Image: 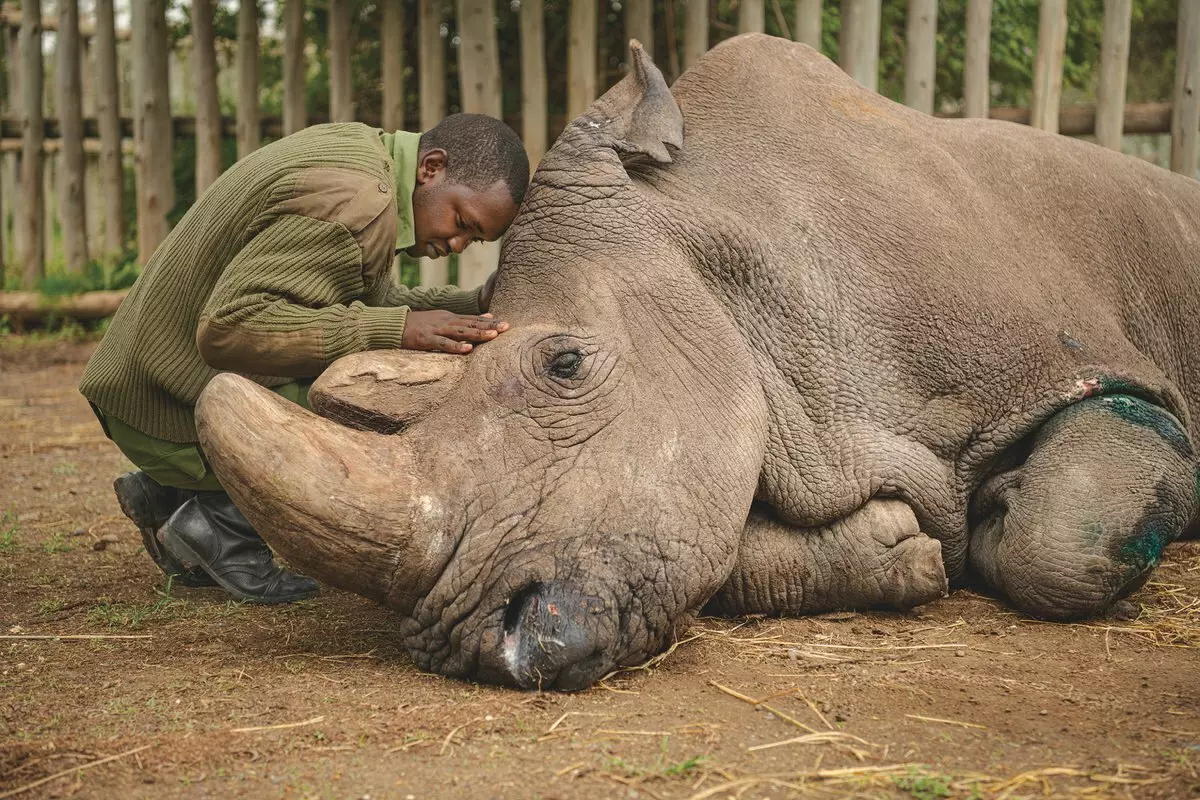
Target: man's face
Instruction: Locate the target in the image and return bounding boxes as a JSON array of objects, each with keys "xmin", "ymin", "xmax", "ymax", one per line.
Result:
[{"xmin": 409, "ymin": 149, "xmax": 520, "ymax": 260}]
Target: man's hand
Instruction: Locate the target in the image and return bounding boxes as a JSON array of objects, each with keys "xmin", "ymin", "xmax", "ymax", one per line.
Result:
[
  {"xmin": 478, "ymin": 271, "xmax": 498, "ymax": 313},
  {"xmin": 402, "ymin": 310, "xmax": 509, "ymax": 354}
]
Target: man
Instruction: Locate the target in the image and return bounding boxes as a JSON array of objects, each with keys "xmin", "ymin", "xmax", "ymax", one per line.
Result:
[{"xmin": 80, "ymin": 114, "xmax": 530, "ymax": 604}]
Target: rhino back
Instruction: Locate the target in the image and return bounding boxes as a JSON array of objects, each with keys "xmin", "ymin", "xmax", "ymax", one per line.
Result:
[{"xmin": 659, "ymin": 33, "xmax": 1200, "ymax": 553}]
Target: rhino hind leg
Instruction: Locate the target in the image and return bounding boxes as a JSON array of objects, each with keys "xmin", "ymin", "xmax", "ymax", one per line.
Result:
[
  {"xmin": 705, "ymin": 499, "xmax": 948, "ymax": 616},
  {"xmin": 968, "ymin": 394, "xmax": 1197, "ymax": 621}
]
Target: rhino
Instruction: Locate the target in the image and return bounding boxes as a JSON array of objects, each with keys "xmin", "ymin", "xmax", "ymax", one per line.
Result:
[{"xmin": 195, "ymin": 34, "xmax": 1200, "ymax": 690}]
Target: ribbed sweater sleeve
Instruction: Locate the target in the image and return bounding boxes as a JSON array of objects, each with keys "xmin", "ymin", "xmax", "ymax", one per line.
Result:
[
  {"xmin": 196, "ymin": 214, "xmax": 408, "ymax": 377},
  {"xmin": 377, "ymin": 280, "xmax": 484, "ymax": 315}
]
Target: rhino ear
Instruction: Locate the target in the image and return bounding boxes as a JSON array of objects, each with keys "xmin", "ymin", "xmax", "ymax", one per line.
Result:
[{"xmin": 583, "ymin": 39, "xmax": 684, "ymax": 164}]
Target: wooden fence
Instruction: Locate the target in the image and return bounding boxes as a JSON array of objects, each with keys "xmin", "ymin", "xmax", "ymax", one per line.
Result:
[{"xmin": 0, "ymin": 0, "xmax": 1198, "ymax": 297}]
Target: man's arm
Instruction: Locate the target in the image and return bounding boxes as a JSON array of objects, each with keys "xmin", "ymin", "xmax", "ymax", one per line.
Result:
[
  {"xmin": 372, "ymin": 277, "xmax": 486, "ymax": 315},
  {"xmin": 196, "ymin": 214, "xmax": 409, "ymax": 377}
]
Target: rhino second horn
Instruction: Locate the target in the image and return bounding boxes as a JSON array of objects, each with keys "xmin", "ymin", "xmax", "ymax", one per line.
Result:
[
  {"xmin": 310, "ymin": 350, "xmax": 469, "ymax": 434},
  {"xmin": 196, "ymin": 372, "xmax": 453, "ymax": 611}
]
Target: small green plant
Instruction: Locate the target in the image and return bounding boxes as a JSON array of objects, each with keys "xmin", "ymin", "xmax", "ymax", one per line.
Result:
[
  {"xmin": 0, "ymin": 509, "xmax": 17, "ymax": 550},
  {"xmin": 661, "ymin": 755, "xmax": 708, "ymax": 778},
  {"xmin": 52, "ymin": 462, "xmax": 78, "ymax": 476},
  {"xmin": 892, "ymin": 767, "xmax": 953, "ymax": 800},
  {"xmin": 42, "ymin": 532, "xmax": 72, "ymax": 554},
  {"xmin": 88, "ymin": 589, "xmax": 188, "ymax": 630},
  {"xmin": 37, "ymin": 597, "xmax": 68, "ymax": 614}
]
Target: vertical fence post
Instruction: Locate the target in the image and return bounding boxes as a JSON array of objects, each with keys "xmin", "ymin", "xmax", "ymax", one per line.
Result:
[
  {"xmin": 94, "ymin": 0, "xmax": 124, "ymax": 257},
  {"xmin": 382, "ymin": 0, "xmax": 405, "ymax": 131},
  {"xmin": 1030, "ymin": 0, "xmax": 1067, "ymax": 133},
  {"xmin": 237, "ymin": 0, "xmax": 260, "ymax": 157},
  {"xmin": 58, "ymin": 0, "xmax": 88, "ymax": 273},
  {"xmin": 132, "ymin": 0, "xmax": 173, "ymax": 262},
  {"xmin": 4, "ymin": 22, "xmax": 20, "ymax": 269},
  {"xmin": 683, "ymin": 0, "xmax": 708, "ymax": 69},
  {"xmin": 283, "ymin": 0, "xmax": 307, "ymax": 134},
  {"xmin": 1095, "ymin": 0, "xmax": 1132, "ymax": 150},
  {"xmin": 20, "ymin": 0, "xmax": 44, "ymax": 287},
  {"xmin": 739, "ymin": 0, "xmax": 764, "ymax": 33},
  {"xmin": 839, "ymin": 0, "xmax": 881, "ymax": 92},
  {"xmin": 962, "ymin": 0, "xmax": 991, "ymax": 118},
  {"xmin": 521, "ymin": 0, "xmax": 547, "ymax": 169},
  {"xmin": 194, "ymin": 0, "xmax": 222, "ymax": 193},
  {"xmin": 1171, "ymin": 0, "xmax": 1200, "ymax": 176},
  {"xmin": 625, "ymin": 0, "xmax": 653, "ymax": 57},
  {"xmin": 456, "ymin": 0, "xmax": 503, "ymax": 289},
  {"xmin": 418, "ymin": 0, "xmax": 447, "ymax": 287},
  {"xmin": 794, "ymin": 0, "xmax": 821, "ymax": 49},
  {"xmin": 567, "ymin": 0, "xmax": 597, "ymax": 118},
  {"xmin": 329, "ymin": 0, "xmax": 354, "ymax": 122},
  {"xmin": 904, "ymin": 0, "xmax": 936, "ymax": 114}
]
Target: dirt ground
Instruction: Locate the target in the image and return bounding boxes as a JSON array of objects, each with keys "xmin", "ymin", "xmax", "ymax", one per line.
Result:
[{"xmin": 1, "ymin": 337, "xmax": 1197, "ymax": 800}]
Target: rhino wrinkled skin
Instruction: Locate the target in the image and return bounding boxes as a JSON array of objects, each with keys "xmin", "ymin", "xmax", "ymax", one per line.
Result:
[{"xmin": 196, "ymin": 35, "xmax": 1200, "ymax": 690}]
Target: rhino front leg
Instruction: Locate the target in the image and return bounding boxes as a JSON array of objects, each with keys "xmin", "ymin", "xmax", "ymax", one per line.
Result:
[
  {"xmin": 969, "ymin": 395, "xmax": 1197, "ymax": 621},
  {"xmin": 706, "ymin": 499, "xmax": 948, "ymax": 615}
]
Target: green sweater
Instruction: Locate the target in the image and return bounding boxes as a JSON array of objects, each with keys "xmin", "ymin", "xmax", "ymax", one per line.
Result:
[{"xmin": 80, "ymin": 123, "xmax": 481, "ymax": 444}]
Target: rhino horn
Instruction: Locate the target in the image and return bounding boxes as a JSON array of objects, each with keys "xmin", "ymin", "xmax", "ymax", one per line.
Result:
[
  {"xmin": 309, "ymin": 350, "xmax": 468, "ymax": 434},
  {"xmin": 577, "ymin": 39, "xmax": 684, "ymax": 164},
  {"xmin": 195, "ymin": 373, "xmax": 456, "ymax": 611}
]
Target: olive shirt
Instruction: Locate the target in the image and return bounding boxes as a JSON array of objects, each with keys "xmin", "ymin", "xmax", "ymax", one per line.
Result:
[{"xmin": 80, "ymin": 123, "xmax": 482, "ymax": 449}]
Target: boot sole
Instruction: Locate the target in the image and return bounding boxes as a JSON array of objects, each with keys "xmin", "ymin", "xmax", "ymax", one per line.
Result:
[{"xmin": 159, "ymin": 527, "xmax": 319, "ymax": 605}]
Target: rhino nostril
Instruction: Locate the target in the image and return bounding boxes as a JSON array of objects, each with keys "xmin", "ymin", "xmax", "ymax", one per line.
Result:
[
  {"xmin": 492, "ymin": 581, "xmax": 616, "ymax": 690},
  {"xmin": 502, "ymin": 582, "xmax": 544, "ymax": 636}
]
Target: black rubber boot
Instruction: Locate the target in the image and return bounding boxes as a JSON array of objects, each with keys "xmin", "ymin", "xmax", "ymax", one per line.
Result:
[
  {"xmin": 113, "ymin": 471, "xmax": 215, "ymax": 587},
  {"xmin": 158, "ymin": 493, "xmax": 320, "ymax": 604}
]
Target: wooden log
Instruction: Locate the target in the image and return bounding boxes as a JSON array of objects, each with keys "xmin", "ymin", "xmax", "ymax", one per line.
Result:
[
  {"xmin": 1171, "ymin": 0, "xmax": 1200, "ymax": 176},
  {"xmin": 663, "ymin": 0, "xmax": 680, "ymax": 81},
  {"xmin": 329, "ymin": 0, "xmax": 353, "ymax": 122},
  {"xmin": 839, "ymin": 0, "xmax": 881, "ymax": 92},
  {"xmin": 0, "ymin": 288, "xmax": 126, "ymax": 322},
  {"xmin": 236, "ymin": 0, "xmax": 259, "ymax": 157},
  {"xmin": 84, "ymin": 151, "xmax": 100, "ymax": 255},
  {"xmin": 93, "ymin": 0, "xmax": 122, "ymax": 256},
  {"xmin": 193, "ymin": 0, "xmax": 222, "ymax": 193},
  {"xmin": 1030, "ymin": 0, "xmax": 1067, "ymax": 133},
  {"xmin": 794, "ymin": 0, "xmax": 820, "ymax": 49},
  {"xmin": 132, "ymin": 0, "xmax": 172, "ymax": 262},
  {"xmin": 963, "ymin": 0, "xmax": 990, "ymax": 118},
  {"xmin": 567, "ymin": 0, "xmax": 597, "ymax": 118},
  {"xmin": 20, "ymin": 0, "xmax": 43, "ymax": 287},
  {"xmin": 282, "ymin": 0, "xmax": 306, "ymax": 134},
  {"xmin": 57, "ymin": 0, "xmax": 87, "ymax": 272},
  {"xmin": 0, "ymin": 6, "xmax": 131, "ymax": 40},
  {"xmin": 739, "ymin": 0, "xmax": 764, "ymax": 33},
  {"xmin": 1095, "ymin": 0, "xmax": 1132, "ymax": 150},
  {"xmin": 0, "ymin": 24, "xmax": 7, "ymax": 279},
  {"xmin": 904, "ymin": 0, "xmax": 936, "ymax": 114},
  {"xmin": 382, "ymin": 0, "xmax": 404, "ymax": 131},
  {"xmin": 455, "ymin": 0, "xmax": 502, "ymax": 289},
  {"xmin": 419, "ymin": 0, "xmax": 448, "ymax": 287},
  {"xmin": 683, "ymin": 0, "xmax": 708, "ymax": 69},
  {"xmin": 521, "ymin": 0, "xmax": 547, "ymax": 168},
  {"xmin": 625, "ymin": 0, "xmax": 653, "ymax": 58}
]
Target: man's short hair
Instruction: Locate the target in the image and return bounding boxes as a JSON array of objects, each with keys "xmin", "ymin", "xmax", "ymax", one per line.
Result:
[{"xmin": 419, "ymin": 114, "xmax": 530, "ymax": 207}]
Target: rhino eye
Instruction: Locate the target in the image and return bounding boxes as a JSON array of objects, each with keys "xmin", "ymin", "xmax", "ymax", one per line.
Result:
[{"xmin": 547, "ymin": 351, "xmax": 583, "ymax": 379}]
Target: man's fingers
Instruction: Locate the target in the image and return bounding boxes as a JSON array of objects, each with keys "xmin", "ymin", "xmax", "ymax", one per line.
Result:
[
  {"xmin": 429, "ymin": 335, "xmax": 472, "ymax": 354},
  {"xmin": 442, "ymin": 325, "xmax": 501, "ymax": 342}
]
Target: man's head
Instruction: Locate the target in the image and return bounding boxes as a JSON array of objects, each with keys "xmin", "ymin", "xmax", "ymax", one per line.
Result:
[{"xmin": 409, "ymin": 114, "xmax": 530, "ymax": 260}]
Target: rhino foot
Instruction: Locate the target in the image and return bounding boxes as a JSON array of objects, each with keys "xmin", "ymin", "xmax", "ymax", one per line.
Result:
[{"xmin": 707, "ymin": 499, "xmax": 948, "ymax": 616}]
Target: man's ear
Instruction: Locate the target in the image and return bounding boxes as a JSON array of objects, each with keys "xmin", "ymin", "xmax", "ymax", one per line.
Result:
[
  {"xmin": 575, "ymin": 40, "xmax": 684, "ymax": 165},
  {"xmin": 416, "ymin": 148, "xmax": 447, "ymax": 185}
]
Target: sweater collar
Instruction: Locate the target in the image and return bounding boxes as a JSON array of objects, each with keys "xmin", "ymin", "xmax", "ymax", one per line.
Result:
[{"xmin": 379, "ymin": 130, "xmax": 421, "ymax": 252}]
